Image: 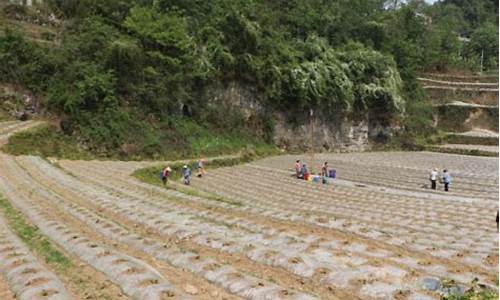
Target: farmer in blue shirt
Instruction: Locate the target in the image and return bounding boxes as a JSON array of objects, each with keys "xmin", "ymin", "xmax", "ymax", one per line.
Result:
[
  {"xmin": 442, "ymin": 169, "xmax": 452, "ymax": 192},
  {"xmin": 182, "ymin": 165, "xmax": 191, "ymax": 185}
]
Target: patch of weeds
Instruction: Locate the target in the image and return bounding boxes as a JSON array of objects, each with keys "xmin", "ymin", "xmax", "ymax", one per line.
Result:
[{"xmin": 441, "ymin": 278, "xmax": 498, "ymax": 300}]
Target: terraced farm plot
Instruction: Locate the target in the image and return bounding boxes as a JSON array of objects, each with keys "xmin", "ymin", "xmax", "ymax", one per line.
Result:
[{"xmin": 0, "ymin": 121, "xmax": 498, "ymax": 300}]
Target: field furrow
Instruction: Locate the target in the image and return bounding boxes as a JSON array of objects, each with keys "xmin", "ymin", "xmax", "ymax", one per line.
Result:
[
  {"xmin": 17, "ymin": 156, "xmax": 317, "ymax": 300},
  {"xmin": 41, "ymin": 158, "xmax": 441, "ymax": 299},
  {"xmin": 0, "ymin": 214, "xmax": 71, "ymax": 300},
  {"xmin": 59, "ymin": 158, "xmax": 499, "ymax": 279},
  {"xmin": 192, "ymin": 166, "xmax": 497, "ymax": 269},
  {"xmin": 253, "ymin": 155, "xmax": 498, "ymax": 199},
  {"xmin": 54, "ymin": 160, "xmax": 497, "ymax": 299},
  {"xmin": 0, "ymin": 154, "xmax": 189, "ymax": 300}
]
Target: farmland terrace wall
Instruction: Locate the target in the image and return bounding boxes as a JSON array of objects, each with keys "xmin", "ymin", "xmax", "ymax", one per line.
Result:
[
  {"xmin": 419, "ymin": 74, "xmax": 499, "ymax": 134},
  {"xmin": 424, "ymin": 87, "xmax": 499, "ymax": 106}
]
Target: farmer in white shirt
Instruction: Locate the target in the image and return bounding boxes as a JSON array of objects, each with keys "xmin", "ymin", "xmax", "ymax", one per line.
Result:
[{"xmin": 429, "ymin": 168, "xmax": 438, "ymax": 190}]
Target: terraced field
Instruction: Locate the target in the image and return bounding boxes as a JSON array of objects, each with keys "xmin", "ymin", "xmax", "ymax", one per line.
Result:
[
  {"xmin": 0, "ymin": 120, "xmax": 498, "ymax": 299},
  {"xmin": 419, "ymin": 73, "xmax": 499, "ymax": 156}
]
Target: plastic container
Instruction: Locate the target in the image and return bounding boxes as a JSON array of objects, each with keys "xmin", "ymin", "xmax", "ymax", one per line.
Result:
[{"xmin": 329, "ymin": 169, "xmax": 336, "ymax": 178}]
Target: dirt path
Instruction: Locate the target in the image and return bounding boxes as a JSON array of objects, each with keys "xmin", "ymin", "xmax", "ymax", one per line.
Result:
[{"xmin": 0, "ymin": 120, "xmax": 43, "ymax": 146}]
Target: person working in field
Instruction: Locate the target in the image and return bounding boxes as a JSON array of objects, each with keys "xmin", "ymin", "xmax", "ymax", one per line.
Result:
[
  {"xmin": 442, "ymin": 169, "xmax": 452, "ymax": 191},
  {"xmin": 300, "ymin": 163, "xmax": 309, "ymax": 180},
  {"xmin": 197, "ymin": 159, "xmax": 206, "ymax": 177},
  {"xmin": 182, "ymin": 165, "xmax": 191, "ymax": 185},
  {"xmin": 429, "ymin": 168, "xmax": 438, "ymax": 190},
  {"xmin": 321, "ymin": 162, "xmax": 329, "ymax": 184},
  {"xmin": 295, "ymin": 160, "xmax": 302, "ymax": 178},
  {"xmin": 161, "ymin": 166, "xmax": 171, "ymax": 185},
  {"xmin": 321, "ymin": 162, "xmax": 328, "ymax": 177}
]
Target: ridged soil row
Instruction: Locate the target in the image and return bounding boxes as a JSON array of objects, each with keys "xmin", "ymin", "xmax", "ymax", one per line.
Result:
[
  {"xmin": 237, "ymin": 154, "xmax": 499, "ymax": 204},
  {"xmin": 193, "ymin": 166, "xmax": 498, "ymax": 275},
  {"xmin": 28, "ymin": 157, "xmax": 360, "ymax": 300},
  {"xmin": 54, "ymin": 160, "xmax": 451, "ymax": 300},
  {"xmin": 253, "ymin": 158, "xmax": 498, "ymax": 199},
  {"xmin": 268, "ymin": 152, "xmax": 498, "ymax": 179},
  {"xmin": 1, "ymin": 191, "xmax": 130, "ymax": 300},
  {"xmin": 190, "ymin": 167, "xmax": 497, "ymax": 272},
  {"xmin": 0, "ymin": 155, "xmax": 190, "ymax": 300},
  {"xmin": 246, "ymin": 164, "xmax": 497, "ymax": 221},
  {"xmin": 173, "ymin": 165, "xmax": 497, "ymax": 277},
  {"xmin": 305, "ymin": 161, "xmax": 498, "ymax": 196},
  {"xmin": 61, "ymin": 159, "xmax": 498, "ymax": 286},
  {"xmin": 226, "ymin": 163, "xmax": 497, "ymax": 230},
  {"xmin": 16, "ymin": 157, "xmax": 318, "ymax": 300},
  {"xmin": 0, "ymin": 215, "xmax": 71, "ymax": 300},
  {"xmin": 11, "ymin": 159, "xmax": 244, "ymax": 300}
]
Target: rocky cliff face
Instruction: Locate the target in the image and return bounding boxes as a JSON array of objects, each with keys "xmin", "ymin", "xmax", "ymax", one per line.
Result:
[
  {"xmin": 201, "ymin": 81, "xmax": 397, "ymax": 152},
  {"xmin": 272, "ymin": 113, "xmax": 370, "ymax": 152}
]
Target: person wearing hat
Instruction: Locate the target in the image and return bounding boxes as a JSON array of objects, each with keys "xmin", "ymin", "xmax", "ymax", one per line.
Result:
[
  {"xmin": 182, "ymin": 165, "xmax": 191, "ymax": 185},
  {"xmin": 442, "ymin": 169, "xmax": 452, "ymax": 192},
  {"xmin": 429, "ymin": 168, "xmax": 438, "ymax": 190},
  {"xmin": 161, "ymin": 166, "xmax": 171, "ymax": 185}
]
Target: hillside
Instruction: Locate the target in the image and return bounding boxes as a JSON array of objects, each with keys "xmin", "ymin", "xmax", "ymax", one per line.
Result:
[
  {"xmin": 0, "ymin": 0, "xmax": 498, "ymax": 159},
  {"xmin": 417, "ymin": 72, "xmax": 499, "ymax": 156}
]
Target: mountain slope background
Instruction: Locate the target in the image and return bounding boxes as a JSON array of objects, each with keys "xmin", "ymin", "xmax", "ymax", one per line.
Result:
[{"xmin": 0, "ymin": 0, "xmax": 498, "ymax": 159}]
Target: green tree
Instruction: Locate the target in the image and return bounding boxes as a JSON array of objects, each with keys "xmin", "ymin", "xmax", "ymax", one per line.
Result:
[{"xmin": 468, "ymin": 22, "xmax": 499, "ymax": 70}]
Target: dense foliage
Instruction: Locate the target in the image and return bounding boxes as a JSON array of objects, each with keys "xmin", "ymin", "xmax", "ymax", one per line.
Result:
[{"xmin": 0, "ymin": 0, "xmax": 497, "ymax": 156}]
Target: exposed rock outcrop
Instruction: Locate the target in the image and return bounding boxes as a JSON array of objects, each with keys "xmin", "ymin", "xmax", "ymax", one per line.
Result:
[{"xmin": 200, "ymin": 81, "xmax": 398, "ymax": 152}]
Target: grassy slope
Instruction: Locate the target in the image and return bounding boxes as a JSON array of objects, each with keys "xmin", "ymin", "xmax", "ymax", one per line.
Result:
[{"xmin": 2, "ymin": 118, "xmax": 278, "ymax": 160}]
